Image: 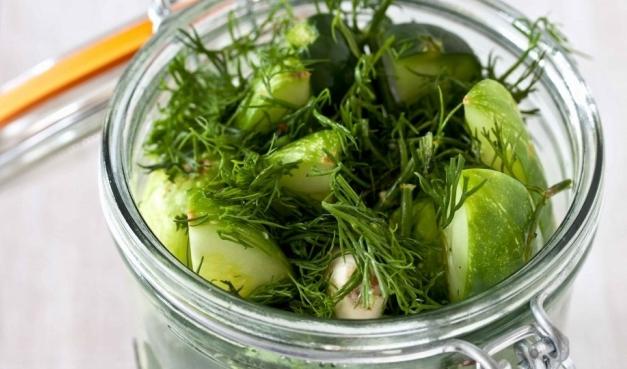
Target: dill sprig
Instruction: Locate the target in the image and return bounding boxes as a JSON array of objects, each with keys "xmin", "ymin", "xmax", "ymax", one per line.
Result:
[
  {"xmin": 323, "ymin": 175, "xmax": 438, "ymax": 313},
  {"xmin": 417, "ymin": 155, "xmax": 485, "ymax": 228},
  {"xmin": 525, "ymin": 179, "xmax": 572, "ymax": 249},
  {"xmin": 480, "ymin": 121, "xmax": 520, "ymax": 175},
  {"xmin": 142, "ymin": 3, "xmax": 303, "ymax": 178},
  {"xmin": 486, "ymin": 17, "xmax": 573, "ymax": 102}
]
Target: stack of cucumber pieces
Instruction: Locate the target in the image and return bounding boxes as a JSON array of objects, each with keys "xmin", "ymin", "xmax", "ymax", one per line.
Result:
[{"xmin": 137, "ymin": 2, "xmax": 566, "ymax": 319}]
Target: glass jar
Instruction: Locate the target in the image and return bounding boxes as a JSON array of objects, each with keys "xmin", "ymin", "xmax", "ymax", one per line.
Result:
[{"xmin": 100, "ymin": 0, "xmax": 604, "ymax": 368}]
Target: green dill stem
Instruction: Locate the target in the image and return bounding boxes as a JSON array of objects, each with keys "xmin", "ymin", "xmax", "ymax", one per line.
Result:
[
  {"xmin": 400, "ymin": 184, "xmax": 415, "ymax": 238},
  {"xmin": 510, "ymin": 52, "xmax": 544, "ymax": 87},
  {"xmin": 489, "ymin": 16, "xmax": 573, "ymax": 104},
  {"xmin": 498, "ymin": 19, "xmax": 544, "ymax": 82},
  {"xmin": 376, "ymin": 157, "xmax": 415, "ymax": 210},
  {"xmin": 195, "ymin": 256, "xmax": 205, "ymax": 274},
  {"xmin": 339, "ymin": 163, "xmax": 370, "ymax": 187},
  {"xmin": 545, "ymin": 179, "xmax": 573, "ymax": 197},
  {"xmin": 436, "ymin": 102, "xmax": 463, "ymax": 137},
  {"xmin": 333, "ymin": 13, "xmax": 362, "ymax": 58},
  {"xmin": 365, "ymin": 0, "xmax": 394, "ymax": 39},
  {"xmin": 436, "ymin": 86, "xmax": 446, "ymax": 133},
  {"xmin": 359, "ymin": 120, "xmax": 393, "ymax": 168},
  {"xmin": 498, "ymin": 43, "xmax": 537, "ymax": 83},
  {"xmin": 525, "ymin": 179, "xmax": 572, "ymax": 248},
  {"xmin": 350, "ymin": 0, "xmax": 359, "ymax": 29},
  {"xmin": 398, "ymin": 123, "xmax": 409, "ymax": 169}
]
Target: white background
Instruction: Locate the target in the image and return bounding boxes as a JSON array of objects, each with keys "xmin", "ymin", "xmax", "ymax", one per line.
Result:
[{"xmin": 0, "ymin": 0, "xmax": 625, "ymax": 368}]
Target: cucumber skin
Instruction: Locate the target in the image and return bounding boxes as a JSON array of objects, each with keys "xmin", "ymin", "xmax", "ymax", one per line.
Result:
[
  {"xmin": 463, "ymin": 79, "xmax": 546, "ymax": 187},
  {"xmin": 235, "ymin": 61, "xmax": 311, "ymax": 134},
  {"xmin": 380, "ymin": 23, "xmax": 482, "ymax": 106},
  {"xmin": 412, "ymin": 199, "xmax": 448, "ymax": 301},
  {"xmin": 389, "ymin": 198, "xmax": 448, "ymax": 301},
  {"xmin": 304, "ymin": 14, "xmax": 357, "ymax": 100},
  {"xmin": 464, "ymin": 79, "xmax": 554, "ymax": 236},
  {"xmin": 268, "ymin": 130, "xmax": 342, "ymax": 201},
  {"xmin": 391, "ymin": 53, "xmax": 480, "ymax": 105},
  {"xmin": 188, "ymin": 222, "xmax": 292, "ymax": 297},
  {"xmin": 187, "ymin": 191, "xmax": 292, "ymax": 297},
  {"xmin": 138, "ymin": 170, "xmax": 199, "ymax": 265},
  {"xmin": 386, "ymin": 23, "xmax": 477, "ymax": 57},
  {"xmin": 445, "ymin": 169, "xmax": 533, "ymax": 302}
]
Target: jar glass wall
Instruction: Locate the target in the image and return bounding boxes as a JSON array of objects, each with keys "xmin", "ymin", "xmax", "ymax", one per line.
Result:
[{"xmin": 100, "ymin": 0, "xmax": 603, "ymax": 368}]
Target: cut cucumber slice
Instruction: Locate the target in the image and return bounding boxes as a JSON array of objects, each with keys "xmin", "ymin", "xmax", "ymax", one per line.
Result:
[
  {"xmin": 444, "ymin": 168, "xmax": 533, "ymax": 302},
  {"xmin": 187, "ymin": 192, "xmax": 291, "ymax": 297},
  {"xmin": 464, "ymin": 79, "xmax": 552, "ymax": 237},
  {"xmin": 138, "ymin": 170, "xmax": 199, "ymax": 265},
  {"xmin": 235, "ymin": 59, "xmax": 311, "ymax": 134},
  {"xmin": 268, "ymin": 130, "xmax": 342, "ymax": 201},
  {"xmin": 380, "ymin": 23, "xmax": 481, "ymax": 105}
]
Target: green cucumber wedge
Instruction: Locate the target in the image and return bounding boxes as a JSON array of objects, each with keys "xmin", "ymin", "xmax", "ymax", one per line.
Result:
[
  {"xmin": 390, "ymin": 197, "xmax": 447, "ymax": 300},
  {"xmin": 463, "ymin": 79, "xmax": 553, "ymax": 238},
  {"xmin": 187, "ymin": 192, "xmax": 292, "ymax": 297},
  {"xmin": 412, "ymin": 197, "xmax": 440, "ymax": 244},
  {"xmin": 381, "ymin": 23, "xmax": 481, "ymax": 105},
  {"xmin": 235, "ymin": 59, "xmax": 311, "ymax": 134},
  {"xmin": 444, "ymin": 168, "xmax": 533, "ymax": 302},
  {"xmin": 411, "ymin": 198, "xmax": 448, "ymax": 300},
  {"xmin": 138, "ymin": 170, "xmax": 198, "ymax": 265},
  {"xmin": 268, "ymin": 130, "xmax": 342, "ymax": 201}
]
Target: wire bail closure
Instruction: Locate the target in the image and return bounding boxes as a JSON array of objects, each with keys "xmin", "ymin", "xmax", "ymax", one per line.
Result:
[{"xmin": 466, "ymin": 292, "xmax": 574, "ymax": 369}]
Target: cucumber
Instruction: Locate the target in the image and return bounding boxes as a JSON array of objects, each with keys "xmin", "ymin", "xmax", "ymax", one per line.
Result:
[
  {"xmin": 187, "ymin": 191, "xmax": 292, "ymax": 297},
  {"xmin": 138, "ymin": 170, "xmax": 199, "ymax": 265},
  {"xmin": 390, "ymin": 197, "xmax": 447, "ymax": 300},
  {"xmin": 444, "ymin": 168, "xmax": 533, "ymax": 302},
  {"xmin": 412, "ymin": 197, "xmax": 440, "ymax": 244},
  {"xmin": 463, "ymin": 79, "xmax": 553, "ymax": 237},
  {"xmin": 380, "ymin": 23, "xmax": 481, "ymax": 105},
  {"xmin": 287, "ymin": 14, "xmax": 358, "ymax": 100},
  {"xmin": 411, "ymin": 198, "xmax": 448, "ymax": 300},
  {"xmin": 235, "ymin": 59, "xmax": 311, "ymax": 134},
  {"xmin": 267, "ymin": 130, "xmax": 342, "ymax": 201}
]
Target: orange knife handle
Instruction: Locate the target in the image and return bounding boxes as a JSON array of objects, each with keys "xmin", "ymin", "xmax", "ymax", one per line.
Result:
[{"xmin": 0, "ymin": 19, "xmax": 153, "ymax": 126}]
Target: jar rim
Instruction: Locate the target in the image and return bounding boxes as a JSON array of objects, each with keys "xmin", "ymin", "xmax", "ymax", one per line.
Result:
[{"xmin": 101, "ymin": 0, "xmax": 604, "ymax": 354}]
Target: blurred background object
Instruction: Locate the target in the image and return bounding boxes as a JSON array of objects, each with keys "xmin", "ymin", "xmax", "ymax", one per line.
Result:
[
  {"xmin": 0, "ymin": 0, "xmax": 625, "ymax": 368},
  {"xmin": 0, "ymin": 1, "xmax": 148, "ymax": 368},
  {"xmin": 0, "ymin": 0, "xmax": 147, "ymax": 84}
]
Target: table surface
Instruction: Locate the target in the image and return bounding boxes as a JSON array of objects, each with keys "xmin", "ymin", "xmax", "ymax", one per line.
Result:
[{"xmin": 1, "ymin": 0, "xmax": 625, "ymax": 368}]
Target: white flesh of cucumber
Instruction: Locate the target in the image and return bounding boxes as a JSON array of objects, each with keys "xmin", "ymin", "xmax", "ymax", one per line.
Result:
[{"xmin": 188, "ymin": 222, "xmax": 291, "ymax": 297}]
